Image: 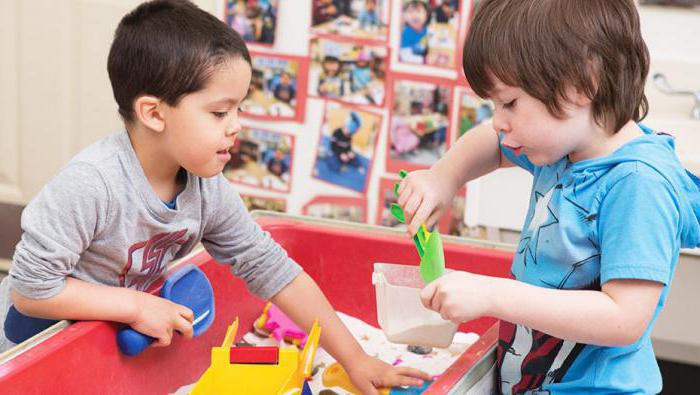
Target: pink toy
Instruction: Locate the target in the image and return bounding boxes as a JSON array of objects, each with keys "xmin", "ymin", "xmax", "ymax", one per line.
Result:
[
  {"xmin": 255, "ymin": 302, "xmax": 308, "ymax": 347},
  {"xmin": 391, "ymin": 118, "xmax": 420, "ymax": 155}
]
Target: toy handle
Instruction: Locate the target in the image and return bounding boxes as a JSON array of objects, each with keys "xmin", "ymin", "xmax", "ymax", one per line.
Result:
[
  {"xmin": 117, "ymin": 326, "xmax": 155, "ymax": 356},
  {"xmin": 392, "ymin": 169, "xmax": 429, "ymax": 256}
]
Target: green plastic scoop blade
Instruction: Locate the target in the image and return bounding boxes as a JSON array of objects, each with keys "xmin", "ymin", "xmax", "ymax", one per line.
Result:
[
  {"xmin": 390, "ymin": 169, "xmax": 446, "ymax": 283},
  {"xmin": 390, "ymin": 203, "xmax": 406, "ymax": 223},
  {"xmin": 420, "ymin": 231, "xmax": 445, "ymax": 283},
  {"xmin": 391, "ymin": 203, "xmax": 425, "ymax": 257}
]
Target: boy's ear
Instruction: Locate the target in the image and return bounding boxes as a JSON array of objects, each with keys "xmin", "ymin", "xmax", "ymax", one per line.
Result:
[
  {"xmin": 564, "ymin": 84, "xmax": 593, "ymax": 108},
  {"xmin": 133, "ymin": 95, "xmax": 165, "ymax": 133},
  {"xmin": 572, "ymin": 90, "xmax": 593, "ymax": 107}
]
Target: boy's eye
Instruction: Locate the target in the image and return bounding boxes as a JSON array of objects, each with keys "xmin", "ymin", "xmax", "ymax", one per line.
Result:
[
  {"xmin": 212, "ymin": 111, "xmax": 228, "ymax": 118},
  {"xmin": 503, "ymin": 99, "xmax": 517, "ymax": 109}
]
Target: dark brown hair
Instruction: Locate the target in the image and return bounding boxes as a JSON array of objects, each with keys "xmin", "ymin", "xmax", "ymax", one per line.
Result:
[
  {"xmin": 108, "ymin": 0, "xmax": 251, "ymax": 123},
  {"xmin": 463, "ymin": 0, "xmax": 649, "ymax": 133}
]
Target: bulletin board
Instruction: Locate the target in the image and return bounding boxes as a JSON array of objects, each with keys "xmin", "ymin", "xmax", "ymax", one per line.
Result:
[{"xmin": 218, "ymin": 0, "xmax": 492, "ymax": 235}]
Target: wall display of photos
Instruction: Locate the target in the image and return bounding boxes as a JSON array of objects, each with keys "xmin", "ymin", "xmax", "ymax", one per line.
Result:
[
  {"xmin": 386, "ymin": 73, "xmax": 453, "ymax": 173},
  {"xmin": 309, "ymin": 37, "xmax": 388, "ymax": 107},
  {"xmin": 311, "ymin": 0, "xmax": 391, "ymax": 42},
  {"xmin": 452, "ymin": 86, "xmax": 494, "ymax": 142},
  {"xmin": 217, "ymin": 0, "xmax": 488, "ymax": 235},
  {"xmin": 376, "ymin": 176, "xmax": 404, "ymax": 228},
  {"xmin": 225, "ymin": 0, "xmax": 279, "ymax": 46},
  {"xmin": 241, "ymin": 194, "xmax": 288, "ymax": 213},
  {"xmin": 242, "ymin": 52, "xmax": 309, "ymax": 122},
  {"xmin": 303, "ymin": 195, "xmax": 367, "ymax": 223},
  {"xmin": 396, "ymin": 0, "xmax": 463, "ymax": 69},
  {"xmin": 223, "ymin": 126, "xmax": 295, "ymax": 193},
  {"xmin": 312, "ymin": 102, "xmax": 382, "ymax": 193}
]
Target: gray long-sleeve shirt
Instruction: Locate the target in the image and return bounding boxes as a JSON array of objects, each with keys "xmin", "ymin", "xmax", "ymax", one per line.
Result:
[{"xmin": 0, "ymin": 130, "xmax": 301, "ymax": 350}]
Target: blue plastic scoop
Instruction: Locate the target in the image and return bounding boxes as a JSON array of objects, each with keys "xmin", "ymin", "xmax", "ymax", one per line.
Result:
[{"xmin": 117, "ymin": 264, "xmax": 215, "ymax": 356}]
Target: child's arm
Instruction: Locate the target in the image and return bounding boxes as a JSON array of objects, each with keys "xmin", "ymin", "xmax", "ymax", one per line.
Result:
[
  {"xmin": 272, "ymin": 271, "xmax": 432, "ymax": 394},
  {"xmin": 202, "ymin": 178, "xmax": 429, "ymax": 393},
  {"xmin": 8, "ymin": 161, "xmax": 194, "ymax": 347},
  {"xmin": 398, "ymin": 122, "xmax": 506, "ymax": 234},
  {"xmin": 11, "ymin": 277, "xmax": 194, "ymax": 346},
  {"xmin": 423, "ymin": 170, "xmax": 677, "ymax": 346},
  {"xmin": 421, "ymin": 272, "xmax": 663, "ymax": 346}
]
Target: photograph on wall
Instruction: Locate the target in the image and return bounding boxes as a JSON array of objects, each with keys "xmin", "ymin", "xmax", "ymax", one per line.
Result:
[
  {"xmin": 311, "ymin": 0, "xmax": 391, "ymax": 42},
  {"xmin": 309, "ymin": 37, "xmax": 388, "ymax": 107},
  {"xmin": 386, "ymin": 75, "xmax": 452, "ymax": 173},
  {"xmin": 225, "ymin": 0, "xmax": 279, "ymax": 46},
  {"xmin": 452, "ymin": 86, "xmax": 493, "ymax": 142},
  {"xmin": 302, "ymin": 195, "xmax": 367, "ymax": 223},
  {"xmin": 241, "ymin": 194, "xmax": 288, "ymax": 213},
  {"xmin": 241, "ymin": 52, "xmax": 308, "ymax": 122},
  {"xmin": 397, "ymin": 0, "xmax": 463, "ymax": 69},
  {"xmin": 376, "ymin": 176, "xmax": 404, "ymax": 228},
  {"xmin": 376, "ymin": 176, "xmax": 465, "ymax": 234},
  {"xmin": 446, "ymin": 187, "xmax": 467, "ymax": 236},
  {"xmin": 224, "ymin": 127, "xmax": 294, "ymax": 192},
  {"xmin": 312, "ymin": 102, "xmax": 382, "ymax": 193}
]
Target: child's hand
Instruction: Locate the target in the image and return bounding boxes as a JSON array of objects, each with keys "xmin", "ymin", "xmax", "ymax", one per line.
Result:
[
  {"xmin": 345, "ymin": 353, "xmax": 431, "ymax": 395},
  {"xmin": 420, "ymin": 271, "xmax": 497, "ymax": 323},
  {"xmin": 128, "ymin": 292, "xmax": 194, "ymax": 347},
  {"xmin": 397, "ymin": 169, "xmax": 454, "ymax": 235}
]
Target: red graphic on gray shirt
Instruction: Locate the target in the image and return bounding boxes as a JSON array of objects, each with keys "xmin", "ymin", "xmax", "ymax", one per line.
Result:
[{"xmin": 119, "ymin": 230, "xmax": 188, "ymax": 291}]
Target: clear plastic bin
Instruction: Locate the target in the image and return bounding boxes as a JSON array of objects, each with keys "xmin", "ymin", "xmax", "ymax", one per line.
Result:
[{"xmin": 372, "ymin": 262, "xmax": 458, "ymax": 348}]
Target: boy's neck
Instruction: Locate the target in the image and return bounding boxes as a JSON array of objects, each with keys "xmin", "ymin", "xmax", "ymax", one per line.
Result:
[
  {"xmin": 126, "ymin": 123, "xmax": 183, "ymax": 202},
  {"xmin": 569, "ymin": 121, "xmax": 643, "ymax": 163}
]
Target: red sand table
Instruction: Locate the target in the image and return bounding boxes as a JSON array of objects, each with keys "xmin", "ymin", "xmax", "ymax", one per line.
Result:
[{"xmin": 0, "ymin": 213, "xmax": 514, "ymax": 394}]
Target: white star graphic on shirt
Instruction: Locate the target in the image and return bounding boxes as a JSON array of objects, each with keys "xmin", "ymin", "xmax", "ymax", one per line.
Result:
[
  {"xmin": 518, "ymin": 185, "xmax": 560, "ymax": 266},
  {"xmin": 529, "ymin": 187, "xmax": 555, "ymax": 232}
]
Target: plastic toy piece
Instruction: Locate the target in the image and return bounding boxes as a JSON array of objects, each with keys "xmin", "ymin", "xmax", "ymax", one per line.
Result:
[
  {"xmin": 229, "ymin": 346, "xmax": 279, "ymax": 364},
  {"xmin": 419, "ymin": 231, "xmax": 445, "ymax": 284},
  {"xmin": 389, "ymin": 380, "xmax": 433, "ymax": 394},
  {"xmin": 390, "ymin": 170, "xmax": 446, "ymax": 283},
  {"xmin": 255, "ymin": 302, "xmax": 308, "ymax": 347},
  {"xmin": 322, "ymin": 362, "xmax": 428, "ymax": 394},
  {"xmin": 301, "ymin": 381, "xmax": 313, "ymax": 395},
  {"xmin": 116, "ymin": 264, "xmax": 215, "ymax": 356},
  {"xmin": 191, "ymin": 317, "xmax": 321, "ymax": 394},
  {"xmin": 322, "ymin": 362, "xmax": 390, "ymax": 395}
]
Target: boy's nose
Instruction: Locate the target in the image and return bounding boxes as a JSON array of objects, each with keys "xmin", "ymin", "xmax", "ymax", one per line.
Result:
[
  {"xmin": 226, "ymin": 117, "xmax": 242, "ymax": 137},
  {"xmin": 492, "ymin": 109, "xmax": 509, "ymax": 135}
]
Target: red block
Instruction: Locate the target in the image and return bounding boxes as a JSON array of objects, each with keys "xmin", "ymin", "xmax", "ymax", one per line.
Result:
[{"xmin": 229, "ymin": 346, "xmax": 279, "ymax": 364}]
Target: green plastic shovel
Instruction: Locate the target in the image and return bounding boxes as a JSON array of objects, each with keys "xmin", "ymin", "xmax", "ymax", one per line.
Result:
[{"xmin": 391, "ymin": 170, "xmax": 445, "ymax": 283}]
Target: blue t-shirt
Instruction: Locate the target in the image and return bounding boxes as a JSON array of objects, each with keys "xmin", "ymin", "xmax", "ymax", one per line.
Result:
[
  {"xmin": 400, "ymin": 25, "xmax": 428, "ymax": 57},
  {"xmin": 497, "ymin": 125, "xmax": 700, "ymax": 394}
]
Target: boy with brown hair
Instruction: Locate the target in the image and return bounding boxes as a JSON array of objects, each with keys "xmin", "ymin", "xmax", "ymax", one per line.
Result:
[
  {"xmin": 1, "ymin": 1, "xmax": 429, "ymax": 393},
  {"xmin": 398, "ymin": 0, "xmax": 700, "ymax": 393}
]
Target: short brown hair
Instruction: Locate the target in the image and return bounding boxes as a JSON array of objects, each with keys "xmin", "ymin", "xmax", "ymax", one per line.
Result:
[
  {"xmin": 108, "ymin": 0, "xmax": 251, "ymax": 124},
  {"xmin": 463, "ymin": 0, "xmax": 649, "ymax": 133}
]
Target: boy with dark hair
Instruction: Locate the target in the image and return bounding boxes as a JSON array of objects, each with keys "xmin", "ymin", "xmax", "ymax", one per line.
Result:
[
  {"xmin": 398, "ymin": 0, "xmax": 700, "ymax": 393},
  {"xmin": 318, "ymin": 55, "xmax": 345, "ymax": 98},
  {"xmin": 399, "ymin": 0, "xmax": 430, "ymax": 64},
  {"xmin": 1, "ymin": 1, "xmax": 429, "ymax": 392},
  {"xmin": 272, "ymin": 71, "xmax": 295, "ymax": 104},
  {"xmin": 330, "ymin": 111, "xmax": 363, "ymax": 173}
]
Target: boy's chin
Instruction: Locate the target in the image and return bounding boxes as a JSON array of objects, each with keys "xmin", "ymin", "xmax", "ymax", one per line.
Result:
[
  {"xmin": 187, "ymin": 166, "xmax": 224, "ymax": 179},
  {"xmin": 530, "ymin": 154, "xmax": 564, "ymax": 167}
]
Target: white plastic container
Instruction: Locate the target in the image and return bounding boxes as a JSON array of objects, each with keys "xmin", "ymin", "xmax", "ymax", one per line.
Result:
[{"xmin": 372, "ymin": 262, "xmax": 458, "ymax": 348}]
